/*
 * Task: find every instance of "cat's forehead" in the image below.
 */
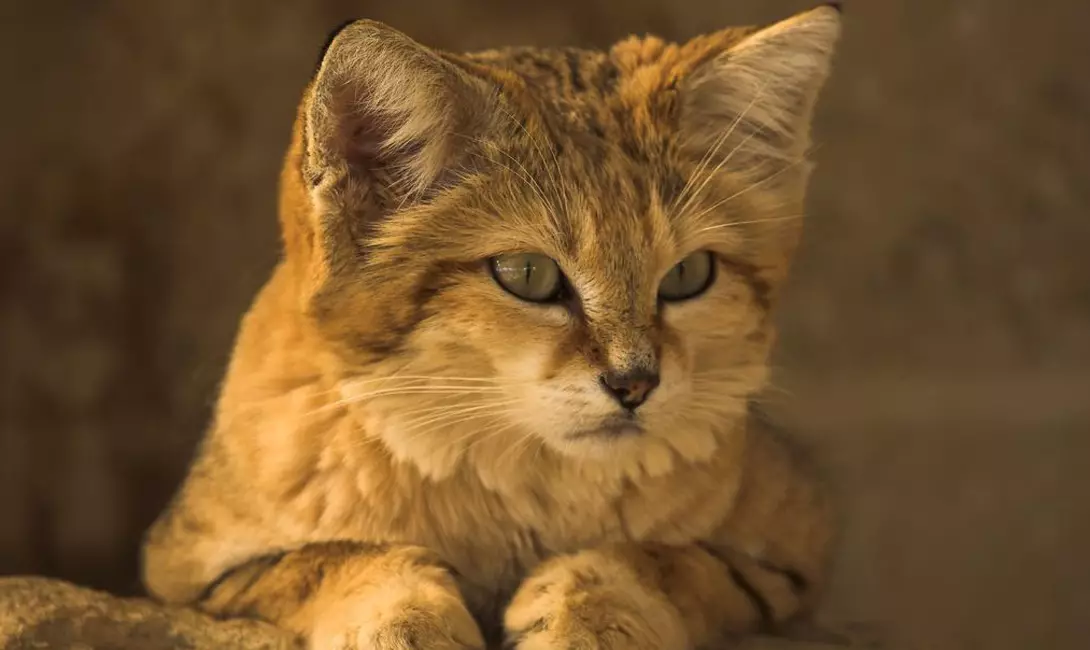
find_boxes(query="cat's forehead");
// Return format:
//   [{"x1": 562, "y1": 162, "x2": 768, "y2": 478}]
[
  {"x1": 457, "y1": 43, "x2": 673, "y2": 145},
  {"x1": 458, "y1": 26, "x2": 756, "y2": 101},
  {"x1": 449, "y1": 44, "x2": 705, "y2": 219},
  {"x1": 381, "y1": 15, "x2": 832, "y2": 267},
  {"x1": 462, "y1": 158, "x2": 679, "y2": 282},
  {"x1": 463, "y1": 46, "x2": 619, "y2": 100}
]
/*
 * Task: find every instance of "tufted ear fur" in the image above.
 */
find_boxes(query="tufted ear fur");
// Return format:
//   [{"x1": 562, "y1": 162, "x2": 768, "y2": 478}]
[
  {"x1": 305, "y1": 20, "x2": 499, "y2": 195},
  {"x1": 679, "y1": 6, "x2": 841, "y2": 174},
  {"x1": 292, "y1": 20, "x2": 498, "y2": 273}
]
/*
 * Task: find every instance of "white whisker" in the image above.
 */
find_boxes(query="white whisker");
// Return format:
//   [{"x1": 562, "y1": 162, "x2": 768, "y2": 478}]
[
  {"x1": 671, "y1": 81, "x2": 769, "y2": 218},
  {"x1": 683, "y1": 155, "x2": 808, "y2": 224},
  {"x1": 399, "y1": 400, "x2": 523, "y2": 434},
  {"x1": 693, "y1": 213, "x2": 804, "y2": 234}
]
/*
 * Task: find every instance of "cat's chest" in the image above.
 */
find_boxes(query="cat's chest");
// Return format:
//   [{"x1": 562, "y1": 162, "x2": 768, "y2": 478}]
[
  {"x1": 307, "y1": 455, "x2": 632, "y2": 559},
  {"x1": 283, "y1": 418, "x2": 739, "y2": 608},
  {"x1": 287, "y1": 451, "x2": 632, "y2": 619},
  {"x1": 298, "y1": 445, "x2": 729, "y2": 569}
]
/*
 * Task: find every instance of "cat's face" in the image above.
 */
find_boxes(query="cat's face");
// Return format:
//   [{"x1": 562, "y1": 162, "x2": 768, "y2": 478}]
[
  {"x1": 339, "y1": 144, "x2": 776, "y2": 465},
  {"x1": 295, "y1": 7, "x2": 839, "y2": 472}
]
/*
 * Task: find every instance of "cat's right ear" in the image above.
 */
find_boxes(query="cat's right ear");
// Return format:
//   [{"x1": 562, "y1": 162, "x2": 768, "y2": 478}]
[
  {"x1": 678, "y1": 6, "x2": 841, "y2": 173},
  {"x1": 277, "y1": 21, "x2": 498, "y2": 292},
  {"x1": 279, "y1": 20, "x2": 498, "y2": 284},
  {"x1": 301, "y1": 20, "x2": 498, "y2": 212}
]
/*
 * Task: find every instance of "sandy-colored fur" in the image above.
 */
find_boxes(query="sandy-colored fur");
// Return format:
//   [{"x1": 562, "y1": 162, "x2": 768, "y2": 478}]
[{"x1": 143, "y1": 6, "x2": 841, "y2": 649}]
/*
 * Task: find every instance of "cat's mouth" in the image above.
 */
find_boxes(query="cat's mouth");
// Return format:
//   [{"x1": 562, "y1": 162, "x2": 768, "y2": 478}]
[{"x1": 566, "y1": 415, "x2": 645, "y2": 440}]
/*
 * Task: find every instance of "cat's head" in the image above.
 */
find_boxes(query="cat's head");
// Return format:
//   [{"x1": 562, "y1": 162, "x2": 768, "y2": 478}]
[{"x1": 278, "y1": 6, "x2": 840, "y2": 476}]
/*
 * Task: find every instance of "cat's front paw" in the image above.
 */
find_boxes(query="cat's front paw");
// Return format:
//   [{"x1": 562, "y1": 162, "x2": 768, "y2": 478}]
[
  {"x1": 311, "y1": 575, "x2": 484, "y2": 650},
  {"x1": 504, "y1": 551, "x2": 689, "y2": 650}
]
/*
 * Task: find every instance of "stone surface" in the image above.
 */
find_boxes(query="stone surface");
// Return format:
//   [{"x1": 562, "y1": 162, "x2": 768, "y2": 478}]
[
  {"x1": 0, "y1": 577, "x2": 296, "y2": 650},
  {"x1": 0, "y1": 578, "x2": 872, "y2": 650}
]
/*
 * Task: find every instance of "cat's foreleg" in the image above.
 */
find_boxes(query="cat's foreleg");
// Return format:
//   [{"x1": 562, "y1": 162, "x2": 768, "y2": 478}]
[
  {"x1": 198, "y1": 541, "x2": 485, "y2": 650},
  {"x1": 505, "y1": 430, "x2": 834, "y2": 650}
]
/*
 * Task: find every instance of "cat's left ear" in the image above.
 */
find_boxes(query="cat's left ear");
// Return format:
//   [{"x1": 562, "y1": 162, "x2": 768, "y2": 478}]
[{"x1": 678, "y1": 5, "x2": 841, "y2": 169}]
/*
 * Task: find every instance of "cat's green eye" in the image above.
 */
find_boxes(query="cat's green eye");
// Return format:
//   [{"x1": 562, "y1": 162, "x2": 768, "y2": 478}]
[
  {"x1": 659, "y1": 251, "x2": 716, "y2": 301},
  {"x1": 490, "y1": 253, "x2": 563, "y2": 303}
]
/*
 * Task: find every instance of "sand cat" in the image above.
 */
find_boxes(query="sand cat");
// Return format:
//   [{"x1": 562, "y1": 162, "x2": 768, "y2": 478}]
[{"x1": 143, "y1": 5, "x2": 843, "y2": 648}]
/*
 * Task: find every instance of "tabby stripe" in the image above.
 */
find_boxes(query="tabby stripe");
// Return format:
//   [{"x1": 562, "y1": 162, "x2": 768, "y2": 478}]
[
  {"x1": 727, "y1": 563, "x2": 774, "y2": 627},
  {"x1": 564, "y1": 50, "x2": 586, "y2": 92},
  {"x1": 756, "y1": 558, "x2": 808, "y2": 595},
  {"x1": 352, "y1": 259, "x2": 479, "y2": 357},
  {"x1": 717, "y1": 256, "x2": 772, "y2": 312},
  {"x1": 196, "y1": 541, "x2": 392, "y2": 618},
  {"x1": 696, "y1": 542, "x2": 774, "y2": 627},
  {"x1": 196, "y1": 551, "x2": 287, "y2": 609},
  {"x1": 593, "y1": 61, "x2": 620, "y2": 93}
]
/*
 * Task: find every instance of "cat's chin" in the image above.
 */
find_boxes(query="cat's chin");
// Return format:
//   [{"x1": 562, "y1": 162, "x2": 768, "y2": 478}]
[
  {"x1": 541, "y1": 415, "x2": 729, "y2": 476},
  {"x1": 556, "y1": 430, "x2": 644, "y2": 457},
  {"x1": 545, "y1": 431, "x2": 684, "y2": 479},
  {"x1": 536, "y1": 414, "x2": 646, "y2": 457}
]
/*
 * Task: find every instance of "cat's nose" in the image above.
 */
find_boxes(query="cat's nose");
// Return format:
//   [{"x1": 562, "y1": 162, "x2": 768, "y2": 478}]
[{"x1": 598, "y1": 369, "x2": 660, "y2": 410}]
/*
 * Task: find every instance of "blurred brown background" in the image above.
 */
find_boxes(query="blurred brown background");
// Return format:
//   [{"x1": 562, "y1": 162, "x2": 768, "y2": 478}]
[{"x1": 2, "y1": 1, "x2": 1088, "y2": 648}]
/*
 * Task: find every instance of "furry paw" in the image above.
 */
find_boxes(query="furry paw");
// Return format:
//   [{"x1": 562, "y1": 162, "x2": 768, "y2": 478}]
[
  {"x1": 504, "y1": 551, "x2": 690, "y2": 650},
  {"x1": 311, "y1": 575, "x2": 484, "y2": 650}
]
